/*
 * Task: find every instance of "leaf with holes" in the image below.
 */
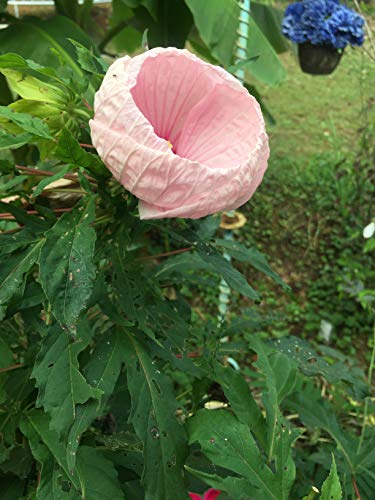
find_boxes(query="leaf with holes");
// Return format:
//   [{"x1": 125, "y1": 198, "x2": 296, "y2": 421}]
[
  {"x1": 32, "y1": 321, "x2": 102, "y2": 435},
  {"x1": 249, "y1": 338, "x2": 298, "y2": 461},
  {"x1": 39, "y1": 198, "x2": 96, "y2": 333},
  {"x1": 320, "y1": 456, "x2": 342, "y2": 500},
  {"x1": 188, "y1": 409, "x2": 294, "y2": 500},
  {"x1": 269, "y1": 336, "x2": 369, "y2": 401},
  {"x1": 123, "y1": 333, "x2": 188, "y2": 500},
  {"x1": 20, "y1": 411, "x2": 124, "y2": 499},
  {"x1": 0, "y1": 241, "x2": 43, "y2": 315},
  {"x1": 66, "y1": 331, "x2": 126, "y2": 469}
]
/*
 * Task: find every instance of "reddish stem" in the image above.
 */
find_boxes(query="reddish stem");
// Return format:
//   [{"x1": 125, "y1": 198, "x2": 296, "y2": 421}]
[
  {"x1": 79, "y1": 143, "x2": 96, "y2": 149},
  {"x1": 139, "y1": 246, "x2": 193, "y2": 261},
  {"x1": 0, "y1": 207, "x2": 72, "y2": 220},
  {"x1": 0, "y1": 363, "x2": 24, "y2": 373},
  {"x1": 352, "y1": 476, "x2": 362, "y2": 500},
  {"x1": 175, "y1": 351, "x2": 201, "y2": 359},
  {"x1": 82, "y1": 99, "x2": 93, "y2": 111},
  {"x1": 15, "y1": 165, "x2": 96, "y2": 183}
]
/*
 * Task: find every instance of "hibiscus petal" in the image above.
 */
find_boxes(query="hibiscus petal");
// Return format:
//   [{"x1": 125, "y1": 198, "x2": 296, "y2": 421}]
[
  {"x1": 90, "y1": 47, "x2": 269, "y2": 220},
  {"x1": 204, "y1": 489, "x2": 222, "y2": 500}
]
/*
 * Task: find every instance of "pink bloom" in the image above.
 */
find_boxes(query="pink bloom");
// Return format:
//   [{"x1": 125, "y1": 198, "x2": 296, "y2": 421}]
[
  {"x1": 189, "y1": 489, "x2": 222, "y2": 500},
  {"x1": 90, "y1": 47, "x2": 269, "y2": 219}
]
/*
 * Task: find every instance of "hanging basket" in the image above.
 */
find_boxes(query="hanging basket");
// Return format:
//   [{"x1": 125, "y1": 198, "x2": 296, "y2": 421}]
[{"x1": 298, "y1": 42, "x2": 343, "y2": 75}]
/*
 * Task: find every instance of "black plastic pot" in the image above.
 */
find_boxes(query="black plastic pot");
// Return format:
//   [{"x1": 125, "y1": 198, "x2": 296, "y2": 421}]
[{"x1": 298, "y1": 42, "x2": 343, "y2": 75}]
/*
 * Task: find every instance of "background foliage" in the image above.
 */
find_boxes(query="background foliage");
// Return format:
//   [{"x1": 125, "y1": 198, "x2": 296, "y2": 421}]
[{"x1": 0, "y1": 1, "x2": 374, "y2": 499}]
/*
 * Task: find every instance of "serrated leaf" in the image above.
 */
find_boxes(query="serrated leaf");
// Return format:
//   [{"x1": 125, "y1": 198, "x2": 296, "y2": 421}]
[
  {"x1": 197, "y1": 243, "x2": 259, "y2": 300},
  {"x1": 0, "y1": 230, "x2": 39, "y2": 260},
  {"x1": 0, "y1": 106, "x2": 52, "y2": 139},
  {"x1": 270, "y1": 336, "x2": 369, "y2": 401},
  {"x1": 66, "y1": 331, "x2": 126, "y2": 469},
  {"x1": 0, "y1": 241, "x2": 43, "y2": 312},
  {"x1": 213, "y1": 363, "x2": 266, "y2": 449},
  {"x1": 214, "y1": 239, "x2": 288, "y2": 290},
  {"x1": 56, "y1": 128, "x2": 108, "y2": 178},
  {"x1": 69, "y1": 39, "x2": 108, "y2": 76},
  {"x1": 32, "y1": 321, "x2": 102, "y2": 434},
  {"x1": 188, "y1": 409, "x2": 290, "y2": 500},
  {"x1": 0, "y1": 129, "x2": 33, "y2": 150},
  {"x1": 39, "y1": 198, "x2": 96, "y2": 333},
  {"x1": 20, "y1": 411, "x2": 78, "y2": 488},
  {"x1": 185, "y1": 466, "x2": 252, "y2": 500},
  {"x1": 75, "y1": 446, "x2": 125, "y2": 500},
  {"x1": 33, "y1": 165, "x2": 71, "y2": 198},
  {"x1": 0, "y1": 201, "x2": 49, "y2": 233},
  {"x1": 123, "y1": 333, "x2": 188, "y2": 500},
  {"x1": 0, "y1": 338, "x2": 13, "y2": 368},
  {"x1": 20, "y1": 412, "x2": 124, "y2": 499},
  {"x1": 249, "y1": 338, "x2": 297, "y2": 461},
  {"x1": 320, "y1": 456, "x2": 342, "y2": 500}
]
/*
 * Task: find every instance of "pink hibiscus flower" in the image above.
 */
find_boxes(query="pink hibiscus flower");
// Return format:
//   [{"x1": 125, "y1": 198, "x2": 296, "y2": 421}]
[
  {"x1": 90, "y1": 47, "x2": 269, "y2": 219},
  {"x1": 189, "y1": 488, "x2": 222, "y2": 500}
]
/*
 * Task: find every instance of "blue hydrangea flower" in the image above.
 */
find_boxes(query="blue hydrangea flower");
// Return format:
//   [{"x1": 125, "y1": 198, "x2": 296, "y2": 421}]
[{"x1": 282, "y1": 0, "x2": 365, "y2": 50}]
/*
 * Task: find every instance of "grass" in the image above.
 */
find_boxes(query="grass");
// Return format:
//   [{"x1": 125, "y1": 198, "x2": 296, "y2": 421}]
[
  {"x1": 259, "y1": 44, "x2": 374, "y2": 162},
  {"x1": 237, "y1": 39, "x2": 375, "y2": 358}
]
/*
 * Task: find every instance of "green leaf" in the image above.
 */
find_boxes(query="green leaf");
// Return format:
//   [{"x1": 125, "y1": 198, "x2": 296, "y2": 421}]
[
  {"x1": 0, "y1": 338, "x2": 13, "y2": 369},
  {"x1": 320, "y1": 456, "x2": 342, "y2": 500},
  {"x1": 69, "y1": 39, "x2": 108, "y2": 75},
  {"x1": 66, "y1": 331, "x2": 126, "y2": 469},
  {"x1": 32, "y1": 321, "x2": 102, "y2": 434},
  {"x1": 20, "y1": 412, "x2": 124, "y2": 499},
  {"x1": 0, "y1": 106, "x2": 53, "y2": 139},
  {"x1": 0, "y1": 130, "x2": 33, "y2": 151},
  {"x1": 251, "y1": 2, "x2": 289, "y2": 54},
  {"x1": 121, "y1": 0, "x2": 158, "y2": 19},
  {"x1": 213, "y1": 362, "x2": 266, "y2": 449},
  {"x1": 0, "y1": 201, "x2": 49, "y2": 233},
  {"x1": 39, "y1": 198, "x2": 96, "y2": 333},
  {"x1": 185, "y1": 466, "x2": 252, "y2": 499},
  {"x1": 245, "y1": 17, "x2": 286, "y2": 85},
  {"x1": 188, "y1": 409, "x2": 290, "y2": 500},
  {"x1": 270, "y1": 336, "x2": 369, "y2": 401},
  {"x1": 0, "y1": 53, "x2": 67, "y2": 105},
  {"x1": 0, "y1": 241, "x2": 43, "y2": 313},
  {"x1": 197, "y1": 243, "x2": 259, "y2": 300},
  {"x1": 20, "y1": 411, "x2": 79, "y2": 488},
  {"x1": 33, "y1": 166, "x2": 71, "y2": 198},
  {"x1": 185, "y1": 0, "x2": 238, "y2": 66},
  {"x1": 214, "y1": 239, "x2": 288, "y2": 290},
  {"x1": 249, "y1": 338, "x2": 298, "y2": 460},
  {"x1": 56, "y1": 128, "x2": 109, "y2": 178},
  {"x1": 0, "y1": 17, "x2": 96, "y2": 78},
  {"x1": 75, "y1": 446, "x2": 125, "y2": 500},
  {"x1": 123, "y1": 333, "x2": 188, "y2": 500}
]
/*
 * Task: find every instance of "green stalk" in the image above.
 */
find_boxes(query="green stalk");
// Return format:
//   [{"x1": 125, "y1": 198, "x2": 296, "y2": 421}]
[{"x1": 357, "y1": 318, "x2": 375, "y2": 453}]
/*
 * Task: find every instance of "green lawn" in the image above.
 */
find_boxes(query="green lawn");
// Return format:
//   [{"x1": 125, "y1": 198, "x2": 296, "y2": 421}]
[{"x1": 259, "y1": 45, "x2": 374, "y2": 161}]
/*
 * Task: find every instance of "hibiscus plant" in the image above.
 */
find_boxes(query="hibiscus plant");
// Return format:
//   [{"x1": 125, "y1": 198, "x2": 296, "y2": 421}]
[{"x1": 0, "y1": 3, "x2": 374, "y2": 500}]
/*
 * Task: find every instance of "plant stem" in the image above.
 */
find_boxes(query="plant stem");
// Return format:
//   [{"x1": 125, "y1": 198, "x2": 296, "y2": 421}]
[
  {"x1": 352, "y1": 475, "x2": 362, "y2": 500},
  {"x1": 357, "y1": 318, "x2": 375, "y2": 453},
  {"x1": 0, "y1": 363, "x2": 24, "y2": 373},
  {"x1": 0, "y1": 207, "x2": 72, "y2": 220},
  {"x1": 138, "y1": 246, "x2": 193, "y2": 261},
  {"x1": 98, "y1": 20, "x2": 129, "y2": 52},
  {"x1": 15, "y1": 165, "x2": 96, "y2": 183}
]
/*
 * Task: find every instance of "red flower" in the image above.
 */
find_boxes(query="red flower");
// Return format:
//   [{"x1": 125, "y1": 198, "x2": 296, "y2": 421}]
[{"x1": 189, "y1": 488, "x2": 222, "y2": 500}]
